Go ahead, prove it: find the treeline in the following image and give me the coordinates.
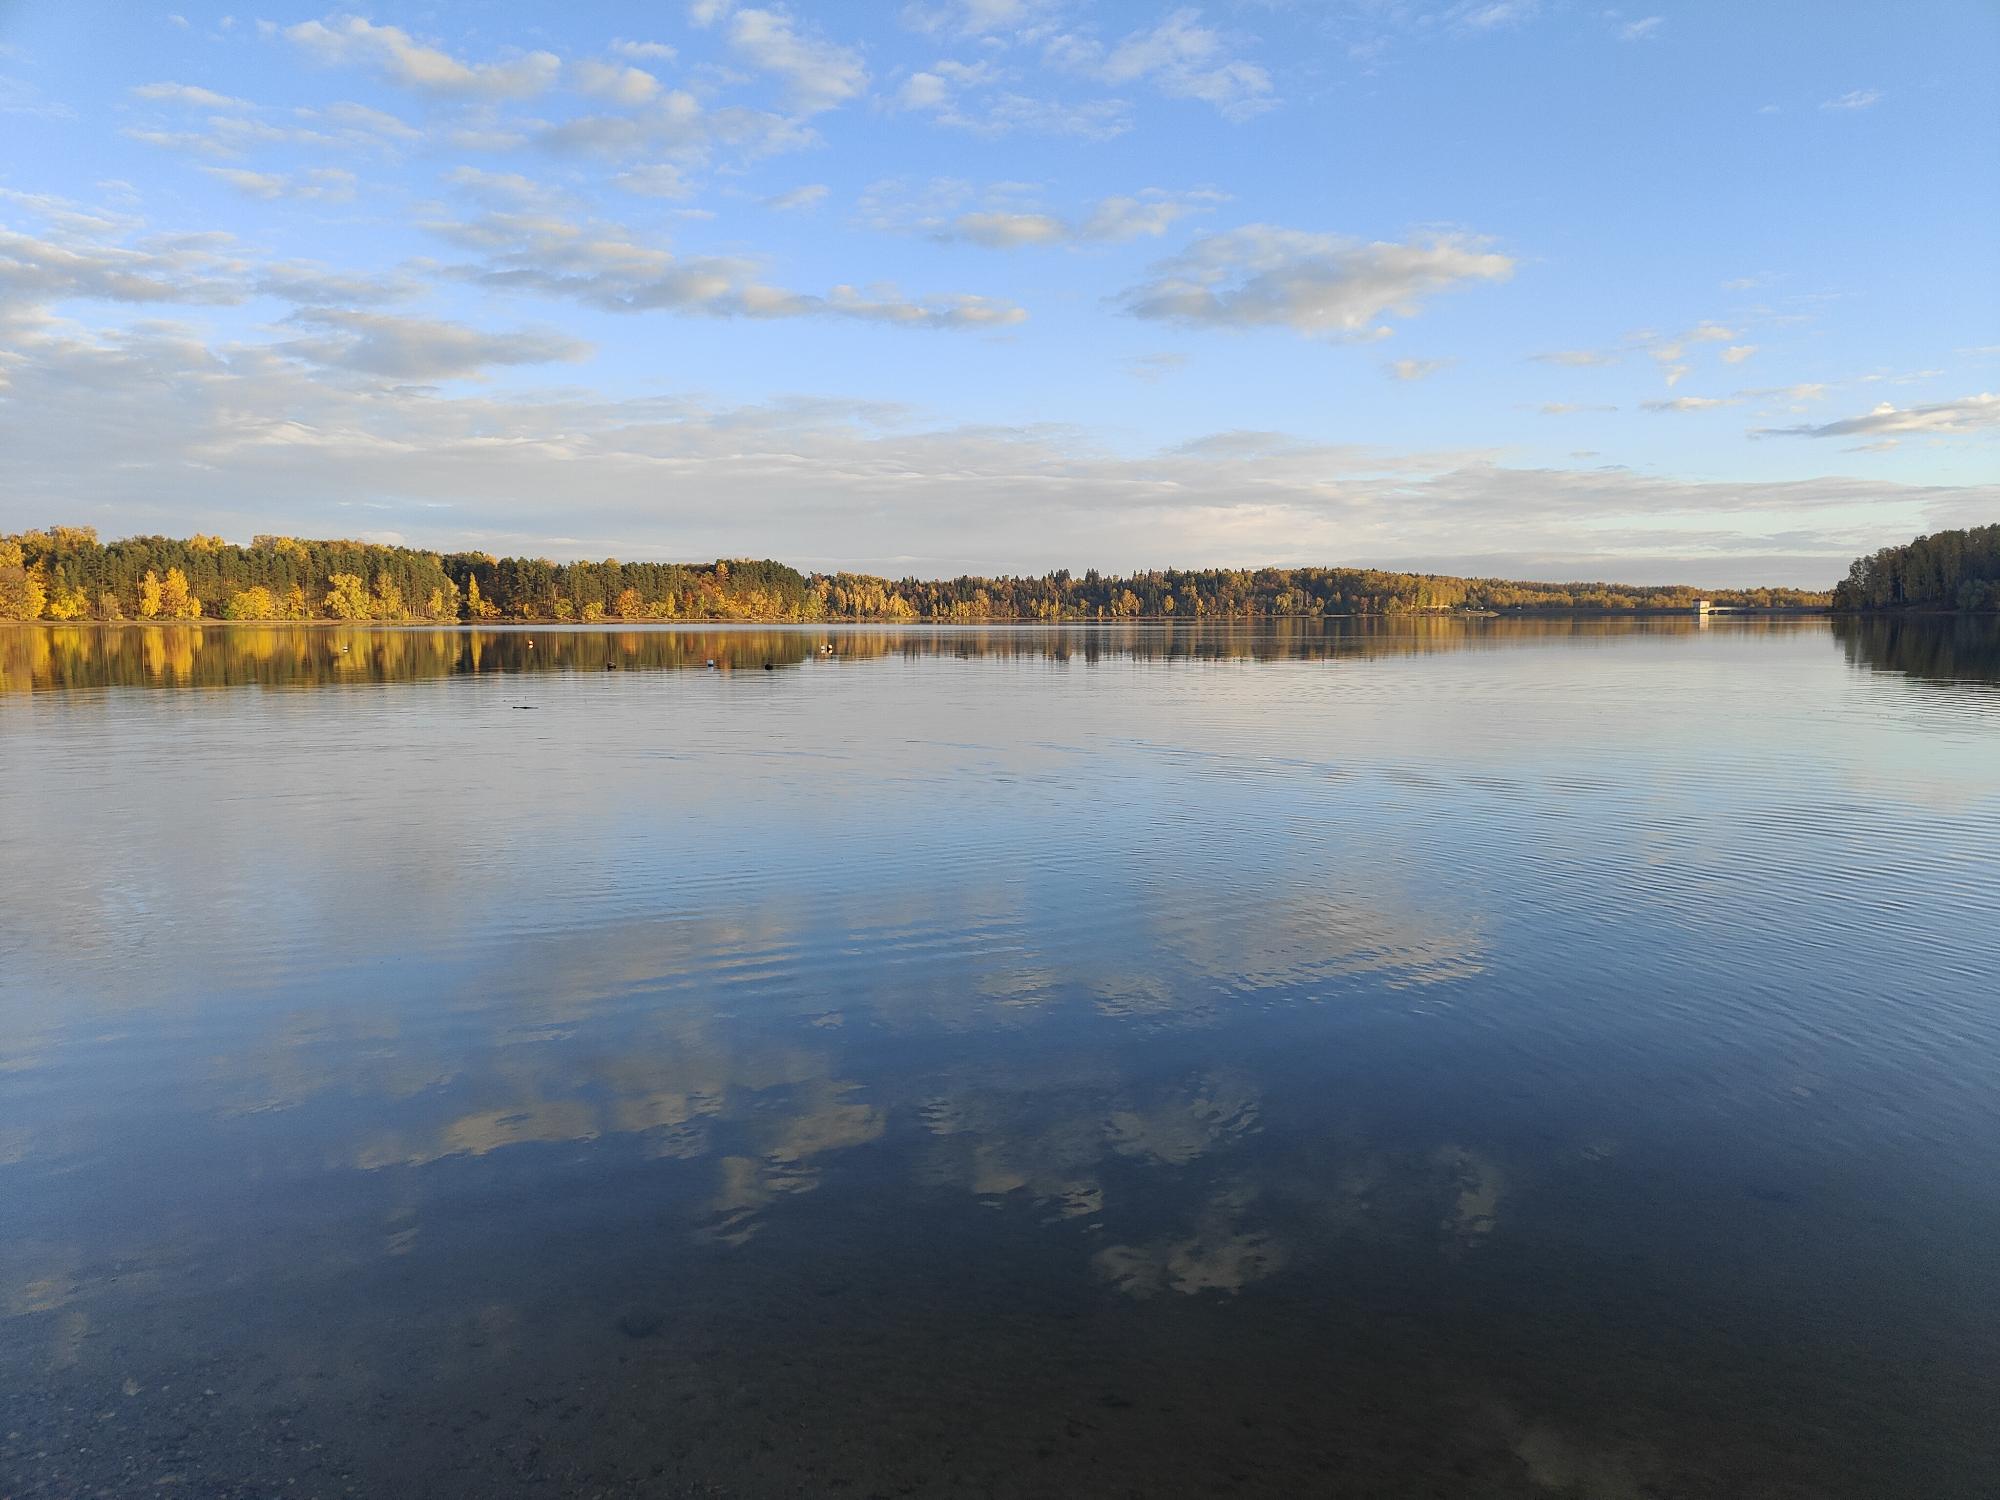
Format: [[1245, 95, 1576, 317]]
[[1832, 525, 2000, 612], [0, 526, 1830, 623]]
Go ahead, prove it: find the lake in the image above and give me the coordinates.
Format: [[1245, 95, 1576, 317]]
[[3, 616, 1997, 1497]]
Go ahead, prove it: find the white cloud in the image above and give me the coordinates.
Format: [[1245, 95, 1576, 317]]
[[1452, 1, 1540, 32], [125, 103, 420, 162], [1539, 321, 1743, 383], [888, 58, 1131, 139], [765, 184, 829, 212], [897, 71, 954, 110], [612, 39, 678, 62], [444, 167, 565, 207], [902, 81, 1129, 139], [1120, 228, 1513, 339], [819, 285, 1026, 329], [882, 185, 1219, 247], [132, 81, 255, 109], [202, 167, 357, 203], [278, 308, 593, 378], [693, 5, 867, 114], [1641, 395, 1733, 413], [536, 87, 817, 166], [902, 0, 1060, 41], [942, 210, 1067, 247], [1079, 194, 1220, 242], [614, 165, 697, 199], [431, 207, 1024, 330], [572, 59, 662, 107], [1386, 357, 1452, 381], [285, 15, 560, 100], [1760, 393, 2000, 439], [1618, 16, 1664, 42], [1720, 344, 1757, 364], [1821, 88, 1882, 111], [1050, 8, 1274, 120], [1531, 348, 1619, 367], [0, 223, 247, 309], [7, 315, 1985, 584], [0, 206, 428, 320]]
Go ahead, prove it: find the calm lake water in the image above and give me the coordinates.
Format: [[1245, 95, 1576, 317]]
[[3, 617, 1998, 1497]]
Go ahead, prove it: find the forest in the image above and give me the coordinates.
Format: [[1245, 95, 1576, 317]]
[[0, 525, 1831, 623], [1830, 524, 2000, 612]]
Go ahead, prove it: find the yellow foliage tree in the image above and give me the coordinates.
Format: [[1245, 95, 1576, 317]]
[[44, 581, 90, 619], [222, 586, 279, 620], [138, 570, 164, 619], [0, 558, 46, 620], [371, 572, 405, 620], [159, 567, 202, 619], [323, 573, 369, 619]]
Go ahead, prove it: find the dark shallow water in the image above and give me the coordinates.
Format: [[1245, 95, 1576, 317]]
[[3, 617, 1998, 1498]]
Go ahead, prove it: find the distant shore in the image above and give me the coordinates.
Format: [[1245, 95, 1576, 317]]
[[5, 607, 1852, 627]]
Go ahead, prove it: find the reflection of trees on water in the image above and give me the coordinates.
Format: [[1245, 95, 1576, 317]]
[[3, 615, 1829, 692], [1833, 614, 2000, 686]]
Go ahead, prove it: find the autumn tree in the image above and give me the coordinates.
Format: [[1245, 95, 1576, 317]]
[[370, 572, 405, 620], [44, 579, 90, 619], [464, 574, 497, 620], [324, 573, 369, 619], [0, 541, 47, 620], [159, 567, 202, 619], [223, 586, 279, 620], [139, 569, 164, 619]]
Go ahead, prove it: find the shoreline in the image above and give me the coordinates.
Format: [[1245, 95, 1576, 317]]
[[3, 608, 1872, 628]]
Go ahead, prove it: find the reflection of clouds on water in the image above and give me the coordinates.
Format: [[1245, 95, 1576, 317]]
[[1285, 1137, 1512, 1257], [1475, 1400, 1654, 1500], [915, 1094, 1105, 1215], [1436, 1145, 1505, 1251], [706, 1155, 818, 1248], [356, 1100, 603, 1171], [704, 1081, 885, 1247], [1094, 1185, 1288, 1299], [1154, 878, 1486, 996], [1105, 1070, 1261, 1167], [0, 846, 1501, 1307]]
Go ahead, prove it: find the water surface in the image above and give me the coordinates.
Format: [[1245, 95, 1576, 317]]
[[3, 617, 1998, 1497]]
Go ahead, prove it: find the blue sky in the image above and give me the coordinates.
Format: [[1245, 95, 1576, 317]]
[[0, 0, 1994, 584]]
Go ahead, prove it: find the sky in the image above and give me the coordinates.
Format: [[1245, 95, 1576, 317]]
[[0, 1, 1995, 585]]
